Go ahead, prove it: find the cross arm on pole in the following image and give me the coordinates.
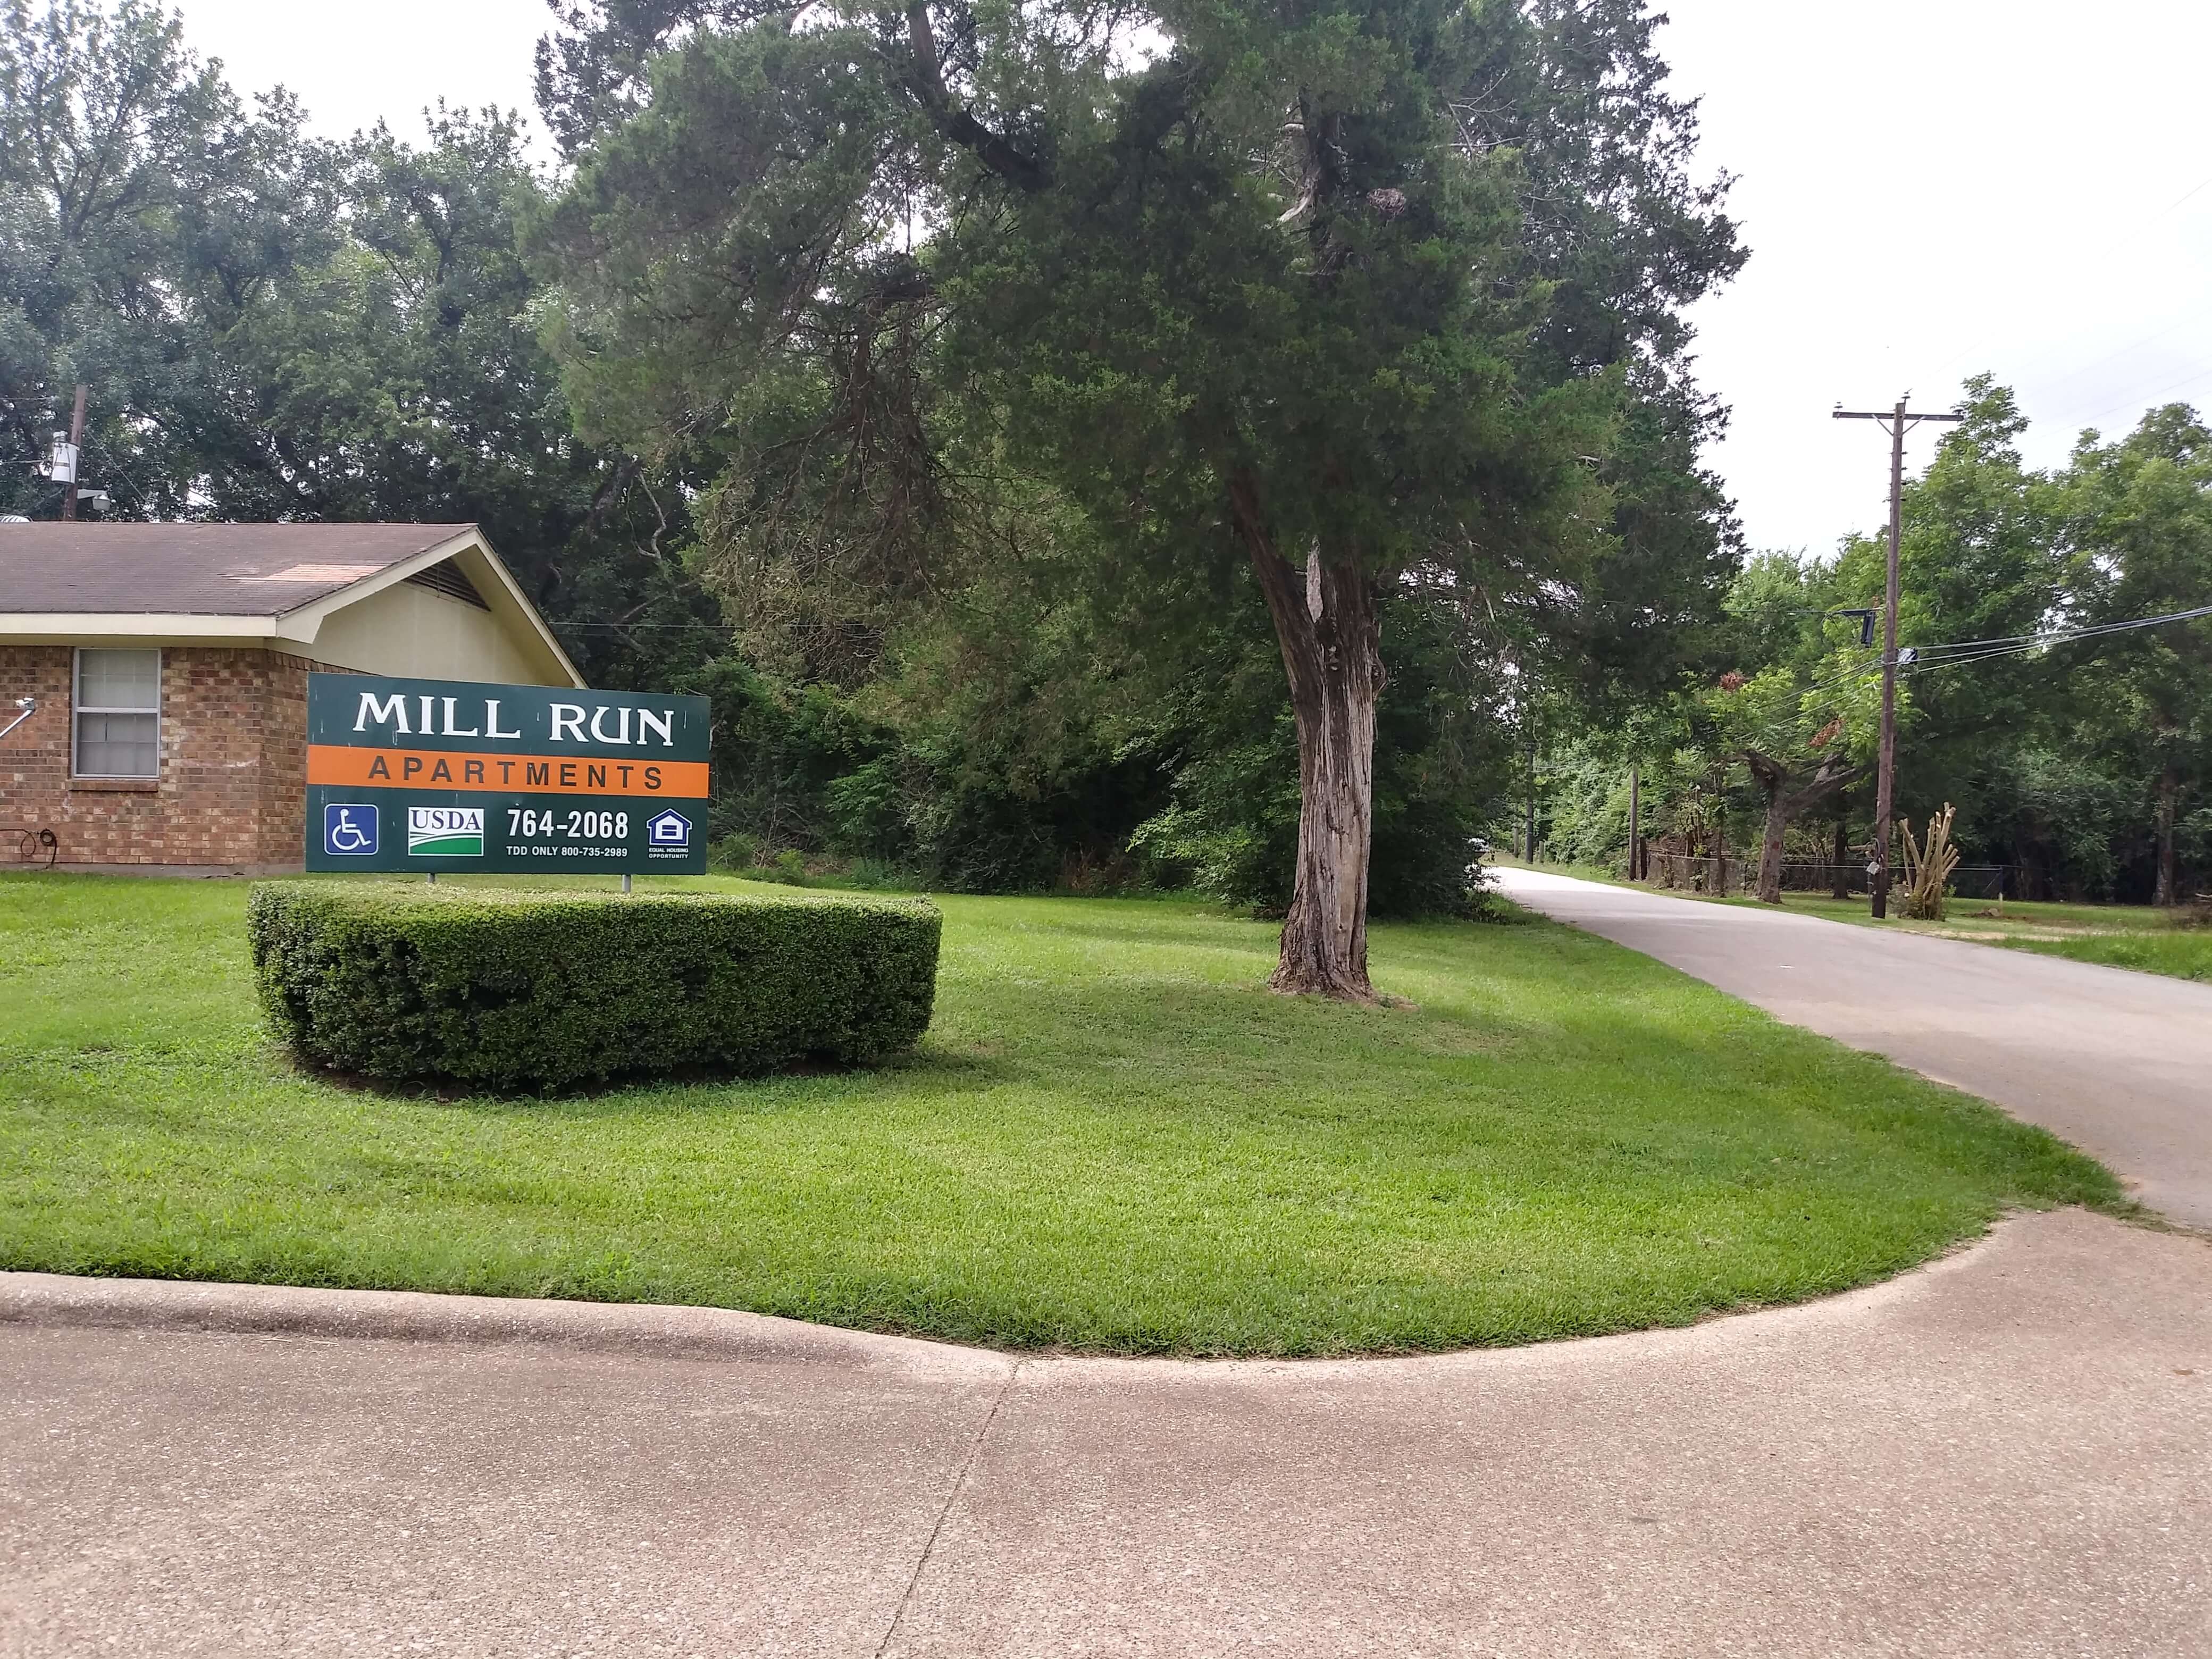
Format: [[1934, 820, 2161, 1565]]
[[1834, 408, 1967, 425]]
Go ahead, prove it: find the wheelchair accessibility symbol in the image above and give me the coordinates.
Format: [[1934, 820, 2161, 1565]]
[[324, 802, 379, 856]]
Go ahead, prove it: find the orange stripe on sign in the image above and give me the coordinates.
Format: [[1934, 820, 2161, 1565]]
[[308, 745, 709, 799]]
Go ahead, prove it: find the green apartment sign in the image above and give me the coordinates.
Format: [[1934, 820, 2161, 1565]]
[[304, 673, 711, 874]]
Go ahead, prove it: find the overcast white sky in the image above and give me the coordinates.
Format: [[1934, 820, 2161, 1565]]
[[175, 0, 2212, 558]]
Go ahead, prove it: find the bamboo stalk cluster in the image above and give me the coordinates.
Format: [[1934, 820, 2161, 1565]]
[[1896, 803, 1960, 921]]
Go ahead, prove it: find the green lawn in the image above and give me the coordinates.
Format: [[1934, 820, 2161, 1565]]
[[1989, 929, 2212, 981], [1511, 856, 2212, 987], [0, 872, 2124, 1355], [1705, 890, 2212, 984]]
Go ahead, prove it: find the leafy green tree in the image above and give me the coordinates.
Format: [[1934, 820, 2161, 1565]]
[[198, 101, 726, 693], [1703, 555, 1876, 902], [206, 111, 569, 529], [2059, 404, 2212, 904], [0, 0, 332, 515], [1823, 381, 2210, 902], [1710, 658, 1879, 903], [0, 0, 726, 694], [535, 0, 1739, 996]]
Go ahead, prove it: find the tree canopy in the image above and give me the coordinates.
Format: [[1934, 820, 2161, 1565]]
[[1536, 383, 2212, 908], [18, 0, 2199, 920], [533, 0, 1745, 993]]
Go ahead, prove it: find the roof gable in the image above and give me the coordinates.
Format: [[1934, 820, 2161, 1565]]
[[0, 523, 584, 688], [0, 523, 477, 616]]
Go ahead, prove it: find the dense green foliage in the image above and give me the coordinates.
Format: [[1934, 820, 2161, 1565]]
[[11, 1, 2201, 918], [2060, 406, 2212, 903], [4, 0, 1747, 921], [1, 0, 326, 518], [246, 881, 940, 1088], [527, 0, 1745, 951], [1532, 381, 2212, 906], [0, 0, 710, 685], [7, 873, 2122, 1352]]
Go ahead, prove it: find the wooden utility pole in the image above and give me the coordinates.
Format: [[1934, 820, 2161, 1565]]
[[1522, 705, 1538, 862], [1523, 751, 1537, 862], [1627, 763, 1641, 880], [58, 384, 87, 521], [1833, 398, 1962, 918]]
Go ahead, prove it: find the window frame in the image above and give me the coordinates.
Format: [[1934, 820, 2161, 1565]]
[[71, 647, 163, 780]]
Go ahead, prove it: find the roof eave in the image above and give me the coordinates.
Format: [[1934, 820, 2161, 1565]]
[[0, 614, 282, 641]]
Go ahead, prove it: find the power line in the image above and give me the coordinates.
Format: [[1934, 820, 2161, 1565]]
[[2036, 310, 2210, 405], [1933, 167, 2212, 388], [2155, 170, 2212, 222], [2069, 363, 2212, 430], [1796, 649, 1883, 702], [1902, 603, 2212, 677], [1917, 600, 2212, 657], [1782, 600, 2212, 702]]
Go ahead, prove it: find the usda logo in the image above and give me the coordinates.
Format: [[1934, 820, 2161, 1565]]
[[406, 806, 485, 857]]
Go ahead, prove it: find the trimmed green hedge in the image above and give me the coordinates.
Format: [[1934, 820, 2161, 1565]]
[[247, 882, 941, 1090]]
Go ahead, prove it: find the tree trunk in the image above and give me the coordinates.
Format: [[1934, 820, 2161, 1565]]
[[1628, 764, 1641, 881], [1523, 743, 1537, 863], [1741, 750, 1867, 907], [1744, 757, 1788, 904], [1231, 473, 1381, 1001], [1830, 814, 1851, 900], [1755, 793, 1788, 903], [2154, 766, 2180, 907], [1739, 751, 1788, 904]]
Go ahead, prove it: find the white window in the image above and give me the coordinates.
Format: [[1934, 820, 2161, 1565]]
[[73, 649, 161, 778]]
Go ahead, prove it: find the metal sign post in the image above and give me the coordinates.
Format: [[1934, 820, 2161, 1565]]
[[303, 674, 711, 878]]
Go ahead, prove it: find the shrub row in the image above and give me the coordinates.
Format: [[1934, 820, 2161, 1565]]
[[247, 882, 941, 1091]]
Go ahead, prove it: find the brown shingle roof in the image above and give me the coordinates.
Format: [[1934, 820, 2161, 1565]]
[[0, 523, 477, 616]]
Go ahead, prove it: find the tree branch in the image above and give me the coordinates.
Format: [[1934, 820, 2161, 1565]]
[[1779, 757, 1866, 819], [902, 3, 1049, 192]]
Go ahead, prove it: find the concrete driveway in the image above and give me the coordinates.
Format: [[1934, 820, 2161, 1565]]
[[4, 1210, 2210, 1658], [1494, 867, 2212, 1230]]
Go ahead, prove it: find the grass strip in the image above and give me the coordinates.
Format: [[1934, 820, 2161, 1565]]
[[0, 873, 2123, 1355]]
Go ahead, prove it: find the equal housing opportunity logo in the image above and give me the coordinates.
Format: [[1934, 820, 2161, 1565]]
[[646, 809, 692, 854], [406, 806, 485, 857]]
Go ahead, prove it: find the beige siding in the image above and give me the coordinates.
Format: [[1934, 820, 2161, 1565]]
[[306, 582, 556, 684]]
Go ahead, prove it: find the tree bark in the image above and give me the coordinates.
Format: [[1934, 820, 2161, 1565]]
[[2154, 765, 2180, 907], [1745, 753, 1789, 906], [1742, 749, 1867, 906], [1830, 812, 1851, 900], [1230, 470, 1381, 1001]]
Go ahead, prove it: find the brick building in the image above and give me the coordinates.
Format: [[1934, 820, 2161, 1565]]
[[0, 524, 581, 874]]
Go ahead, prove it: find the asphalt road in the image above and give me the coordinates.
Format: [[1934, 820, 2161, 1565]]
[[1495, 867, 2212, 1230], [4, 1210, 2209, 1658]]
